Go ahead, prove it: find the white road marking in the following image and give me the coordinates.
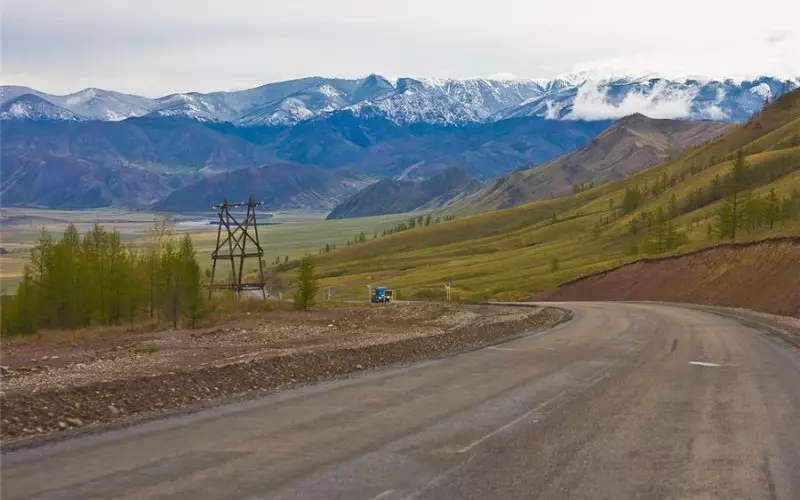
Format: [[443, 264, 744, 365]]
[[402, 457, 475, 500], [689, 361, 721, 367], [371, 489, 396, 500], [454, 391, 567, 454], [487, 346, 517, 352], [585, 372, 610, 386]]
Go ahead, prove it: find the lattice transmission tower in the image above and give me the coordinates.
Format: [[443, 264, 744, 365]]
[[208, 196, 267, 299]]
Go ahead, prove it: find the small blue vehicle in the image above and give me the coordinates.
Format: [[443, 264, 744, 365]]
[[371, 286, 394, 303]]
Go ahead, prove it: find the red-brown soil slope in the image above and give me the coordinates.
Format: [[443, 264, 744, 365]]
[[541, 238, 800, 317]]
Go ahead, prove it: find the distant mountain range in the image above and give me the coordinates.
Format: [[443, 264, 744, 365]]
[[1, 72, 798, 211], [3, 74, 798, 126], [0, 114, 608, 209]]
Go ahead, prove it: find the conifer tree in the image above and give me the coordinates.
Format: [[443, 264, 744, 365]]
[[293, 254, 318, 311], [179, 235, 203, 328]]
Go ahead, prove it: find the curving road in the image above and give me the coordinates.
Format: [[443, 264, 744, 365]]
[[3, 302, 800, 499]]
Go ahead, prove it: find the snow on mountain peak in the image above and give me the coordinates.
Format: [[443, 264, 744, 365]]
[[0, 94, 82, 121], [318, 84, 342, 99], [749, 83, 773, 99], [3, 74, 798, 126]]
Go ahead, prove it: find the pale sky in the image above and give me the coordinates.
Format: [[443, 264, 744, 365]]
[[2, 0, 799, 97]]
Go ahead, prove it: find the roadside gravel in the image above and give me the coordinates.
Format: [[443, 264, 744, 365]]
[[1, 304, 566, 445]]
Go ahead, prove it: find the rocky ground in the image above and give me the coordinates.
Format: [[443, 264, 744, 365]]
[[0, 303, 565, 445]]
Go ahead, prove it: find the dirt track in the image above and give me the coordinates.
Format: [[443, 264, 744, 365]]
[[540, 238, 800, 317], [0, 303, 564, 444]]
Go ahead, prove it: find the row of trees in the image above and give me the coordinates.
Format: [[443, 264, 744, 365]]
[[2, 221, 203, 336], [382, 214, 455, 236], [621, 205, 689, 255], [571, 182, 595, 194], [621, 150, 800, 219], [714, 188, 800, 239]]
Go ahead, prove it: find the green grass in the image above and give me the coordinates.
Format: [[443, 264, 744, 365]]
[[191, 211, 420, 275], [133, 346, 160, 354]]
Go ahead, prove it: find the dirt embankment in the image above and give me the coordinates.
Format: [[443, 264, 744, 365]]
[[540, 238, 800, 318], [0, 303, 566, 446]]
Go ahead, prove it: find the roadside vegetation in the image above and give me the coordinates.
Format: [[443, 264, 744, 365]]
[[1, 220, 204, 336], [293, 254, 319, 310]]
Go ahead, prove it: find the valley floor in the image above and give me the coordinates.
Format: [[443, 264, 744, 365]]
[[0, 207, 413, 294]]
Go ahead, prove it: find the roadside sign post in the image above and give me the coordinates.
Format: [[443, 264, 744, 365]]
[[445, 281, 452, 302]]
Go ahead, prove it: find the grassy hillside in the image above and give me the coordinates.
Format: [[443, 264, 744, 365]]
[[282, 90, 800, 301]]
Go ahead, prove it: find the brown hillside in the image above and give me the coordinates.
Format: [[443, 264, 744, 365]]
[[463, 114, 735, 211], [540, 239, 800, 317]]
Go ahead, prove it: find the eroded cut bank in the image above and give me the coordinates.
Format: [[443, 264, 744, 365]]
[[539, 238, 800, 318]]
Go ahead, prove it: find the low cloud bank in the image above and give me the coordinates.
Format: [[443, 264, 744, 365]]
[[567, 80, 697, 120]]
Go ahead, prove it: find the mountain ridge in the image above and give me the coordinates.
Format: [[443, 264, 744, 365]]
[[326, 168, 483, 219], [3, 74, 797, 127], [0, 114, 609, 209]]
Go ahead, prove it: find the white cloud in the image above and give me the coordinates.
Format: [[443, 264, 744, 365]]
[[544, 100, 565, 119], [1, 0, 798, 96], [567, 81, 697, 120], [702, 87, 729, 121]]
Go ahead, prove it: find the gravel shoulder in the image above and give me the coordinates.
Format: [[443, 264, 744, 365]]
[[0, 303, 566, 446]]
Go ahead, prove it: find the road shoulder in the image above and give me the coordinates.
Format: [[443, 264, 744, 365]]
[[1, 304, 569, 449]]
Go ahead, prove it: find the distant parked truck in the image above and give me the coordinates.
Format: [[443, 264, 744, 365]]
[[371, 286, 394, 303]]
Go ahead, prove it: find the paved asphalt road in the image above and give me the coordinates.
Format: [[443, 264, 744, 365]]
[[3, 302, 799, 499]]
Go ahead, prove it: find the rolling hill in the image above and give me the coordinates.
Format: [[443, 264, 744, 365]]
[[458, 115, 735, 212], [282, 89, 800, 302], [327, 168, 482, 219]]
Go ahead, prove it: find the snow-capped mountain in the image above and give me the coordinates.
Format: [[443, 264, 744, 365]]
[[236, 81, 363, 126], [340, 77, 551, 125], [0, 94, 83, 121], [0, 86, 159, 121], [494, 75, 797, 122], [2, 73, 798, 126]]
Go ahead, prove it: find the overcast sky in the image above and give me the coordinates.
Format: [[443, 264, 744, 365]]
[[2, 0, 799, 97]]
